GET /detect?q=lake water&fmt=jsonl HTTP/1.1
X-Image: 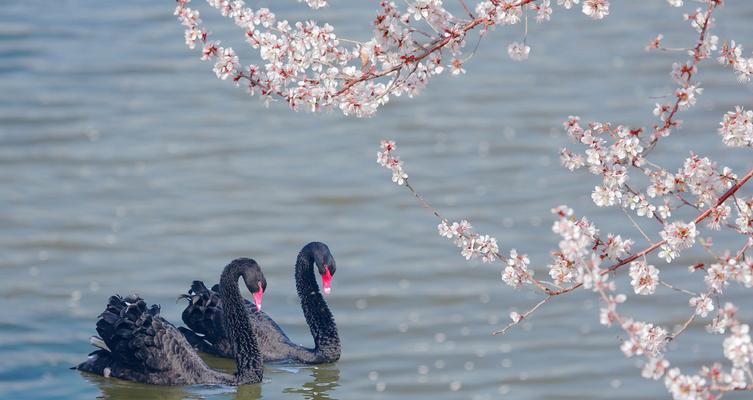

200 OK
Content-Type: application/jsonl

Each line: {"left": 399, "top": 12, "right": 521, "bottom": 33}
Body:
{"left": 1, "top": 1, "right": 752, "bottom": 399}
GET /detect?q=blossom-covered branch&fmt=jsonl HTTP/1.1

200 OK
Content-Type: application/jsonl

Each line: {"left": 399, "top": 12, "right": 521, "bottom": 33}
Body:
{"left": 174, "top": 0, "right": 616, "bottom": 116}
{"left": 378, "top": 140, "right": 554, "bottom": 292}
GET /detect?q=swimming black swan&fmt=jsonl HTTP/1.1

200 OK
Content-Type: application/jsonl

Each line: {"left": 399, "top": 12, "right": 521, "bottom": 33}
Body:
{"left": 75, "top": 258, "right": 265, "bottom": 385}
{"left": 179, "top": 242, "right": 340, "bottom": 364}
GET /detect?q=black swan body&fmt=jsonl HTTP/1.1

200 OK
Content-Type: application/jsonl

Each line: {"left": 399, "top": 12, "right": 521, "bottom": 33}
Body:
{"left": 75, "top": 258, "right": 265, "bottom": 385}
{"left": 179, "top": 242, "right": 340, "bottom": 364}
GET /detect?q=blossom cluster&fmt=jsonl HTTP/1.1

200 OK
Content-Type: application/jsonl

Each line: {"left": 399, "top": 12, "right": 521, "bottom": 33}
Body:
{"left": 547, "top": 205, "right": 631, "bottom": 286}
{"left": 717, "top": 41, "right": 753, "bottom": 83}
{"left": 562, "top": 116, "right": 734, "bottom": 223}
{"left": 376, "top": 140, "right": 408, "bottom": 185}
{"left": 621, "top": 320, "right": 668, "bottom": 358}
{"left": 658, "top": 221, "right": 697, "bottom": 262}
{"left": 696, "top": 246, "right": 753, "bottom": 293}
{"left": 628, "top": 260, "right": 659, "bottom": 295}
{"left": 719, "top": 107, "right": 753, "bottom": 147}
{"left": 175, "top": 0, "right": 618, "bottom": 117}
{"left": 435, "top": 220, "right": 499, "bottom": 263}
{"left": 736, "top": 197, "right": 753, "bottom": 234}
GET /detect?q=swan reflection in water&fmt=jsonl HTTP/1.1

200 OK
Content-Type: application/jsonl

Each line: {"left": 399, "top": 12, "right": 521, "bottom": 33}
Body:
{"left": 83, "top": 361, "right": 340, "bottom": 400}
{"left": 281, "top": 364, "right": 341, "bottom": 400}
{"left": 81, "top": 373, "right": 202, "bottom": 400}
{"left": 83, "top": 371, "right": 262, "bottom": 400}
{"left": 196, "top": 351, "right": 341, "bottom": 399}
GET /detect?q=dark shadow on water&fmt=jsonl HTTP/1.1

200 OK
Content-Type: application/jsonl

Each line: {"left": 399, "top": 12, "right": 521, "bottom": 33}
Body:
{"left": 81, "top": 372, "right": 200, "bottom": 400}
{"left": 79, "top": 370, "right": 262, "bottom": 400}
{"left": 281, "top": 364, "right": 341, "bottom": 400}
{"left": 77, "top": 354, "right": 338, "bottom": 399}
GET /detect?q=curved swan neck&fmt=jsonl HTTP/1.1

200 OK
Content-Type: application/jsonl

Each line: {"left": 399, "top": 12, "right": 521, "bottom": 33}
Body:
{"left": 218, "top": 261, "right": 263, "bottom": 384}
{"left": 294, "top": 248, "right": 340, "bottom": 362}
{"left": 294, "top": 249, "right": 319, "bottom": 295}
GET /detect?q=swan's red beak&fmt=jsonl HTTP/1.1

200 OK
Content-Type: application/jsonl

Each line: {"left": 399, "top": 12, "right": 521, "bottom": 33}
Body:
{"left": 252, "top": 282, "right": 264, "bottom": 311}
{"left": 322, "top": 265, "right": 332, "bottom": 295}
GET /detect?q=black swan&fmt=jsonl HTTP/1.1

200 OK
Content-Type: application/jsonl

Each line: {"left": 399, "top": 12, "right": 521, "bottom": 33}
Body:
{"left": 75, "top": 258, "right": 265, "bottom": 385}
{"left": 179, "top": 242, "right": 340, "bottom": 364}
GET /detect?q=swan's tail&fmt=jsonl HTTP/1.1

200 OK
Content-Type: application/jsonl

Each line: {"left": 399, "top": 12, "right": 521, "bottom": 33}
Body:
{"left": 75, "top": 294, "right": 158, "bottom": 374}
{"left": 180, "top": 281, "right": 220, "bottom": 332}
{"left": 96, "top": 295, "right": 159, "bottom": 366}
{"left": 179, "top": 281, "right": 230, "bottom": 357}
{"left": 95, "top": 295, "right": 159, "bottom": 346}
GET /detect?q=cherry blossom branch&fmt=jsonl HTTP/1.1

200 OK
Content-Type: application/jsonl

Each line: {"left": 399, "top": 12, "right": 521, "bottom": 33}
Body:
{"left": 334, "top": 0, "right": 539, "bottom": 97}
{"left": 175, "top": 0, "right": 619, "bottom": 116}
{"left": 549, "top": 166, "right": 753, "bottom": 296}
{"left": 379, "top": 140, "right": 752, "bottom": 339}
{"left": 647, "top": 1, "right": 717, "bottom": 146}
{"left": 400, "top": 178, "right": 554, "bottom": 293}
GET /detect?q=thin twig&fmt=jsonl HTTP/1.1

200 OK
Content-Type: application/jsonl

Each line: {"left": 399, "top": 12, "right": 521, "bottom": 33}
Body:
{"left": 621, "top": 206, "right": 655, "bottom": 244}
{"left": 492, "top": 296, "right": 551, "bottom": 335}
{"left": 667, "top": 312, "right": 696, "bottom": 341}
{"left": 659, "top": 280, "right": 698, "bottom": 297}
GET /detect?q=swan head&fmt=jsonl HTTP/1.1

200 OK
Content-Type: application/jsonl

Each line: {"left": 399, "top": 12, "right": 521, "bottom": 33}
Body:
{"left": 239, "top": 258, "right": 267, "bottom": 311}
{"left": 305, "top": 242, "right": 337, "bottom": 295}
